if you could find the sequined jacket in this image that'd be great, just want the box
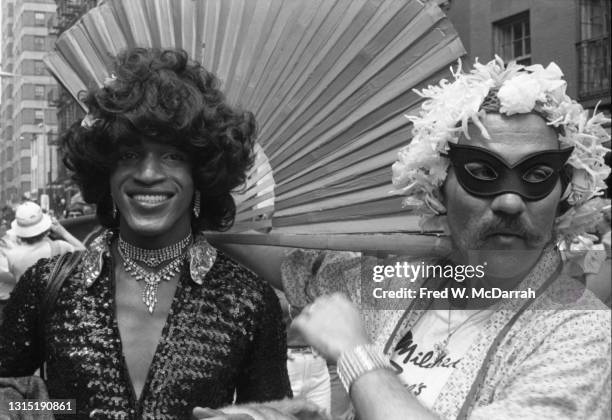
[0,230,291,420]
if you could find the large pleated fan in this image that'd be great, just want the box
[45,0,464,253]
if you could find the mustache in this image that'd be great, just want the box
[478,217,543,244]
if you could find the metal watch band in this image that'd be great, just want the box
[337,344,393,393]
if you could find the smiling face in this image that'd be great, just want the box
[443,113,562,275]
[110,139,194,247]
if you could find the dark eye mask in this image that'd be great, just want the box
[446,143,574,200]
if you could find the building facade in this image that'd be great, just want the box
[51,0,99,207]
[447,0,611,114]
[52,0,98,137]
[1,0,59,207]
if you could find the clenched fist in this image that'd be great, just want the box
[291,293,370,363]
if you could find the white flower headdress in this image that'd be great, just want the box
[392,56,611,247]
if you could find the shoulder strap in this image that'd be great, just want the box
[41,251,83,319]
[456,260,563,419]
[38,251,83,380]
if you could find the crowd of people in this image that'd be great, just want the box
[0,44,609,420]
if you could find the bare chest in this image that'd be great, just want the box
[114,265,179,399]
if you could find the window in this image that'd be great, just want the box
[5,42,13,58]
[5,106,13,122]
[21,181,31,194]
[4,85,13,101]
[576,0,611,100]
[35,13,46,26]
[46,87,58,103]
[20,135,31,150]
[493,12,531,65]
[21,157,31,173]
[35,109,45,124]
[58,97,86,132]
[34,85,45,100]
[47,131,59,146]
[34,61,46,75]
[34,36,45,51]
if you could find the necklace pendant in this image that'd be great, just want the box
[119,244,186,314]
[142,277,159,314]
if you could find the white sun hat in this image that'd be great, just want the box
[10,201,52,238]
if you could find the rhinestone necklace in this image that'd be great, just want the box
[118,236,191,313]
[118,233,192,267]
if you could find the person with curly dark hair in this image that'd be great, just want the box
[0,48,293,420]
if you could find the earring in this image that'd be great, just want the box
[111,199,118,219]
[193,191,201,219]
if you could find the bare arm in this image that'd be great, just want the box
[50,217,86,251]
[207,242,290,290]
[292,293,439,420]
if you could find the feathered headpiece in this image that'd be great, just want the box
[392,56,611,248]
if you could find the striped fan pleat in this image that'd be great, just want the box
[45,0,465,252]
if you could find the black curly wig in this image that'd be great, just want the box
[60,48,256,231]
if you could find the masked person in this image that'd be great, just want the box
[206,58,611,420]
[0,48,291,419]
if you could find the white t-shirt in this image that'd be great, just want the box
[390,309,491,408]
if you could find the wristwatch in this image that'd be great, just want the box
[337,344,394,393]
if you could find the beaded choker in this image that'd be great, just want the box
[118,233,192,267]
[118,234,193,313]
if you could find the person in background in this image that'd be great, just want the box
[0,202,86,324]
[0,240,11,325]
[3,201,85,283]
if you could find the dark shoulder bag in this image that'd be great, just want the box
[38,251,83,380]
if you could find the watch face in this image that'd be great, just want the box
[446,143,573,200]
